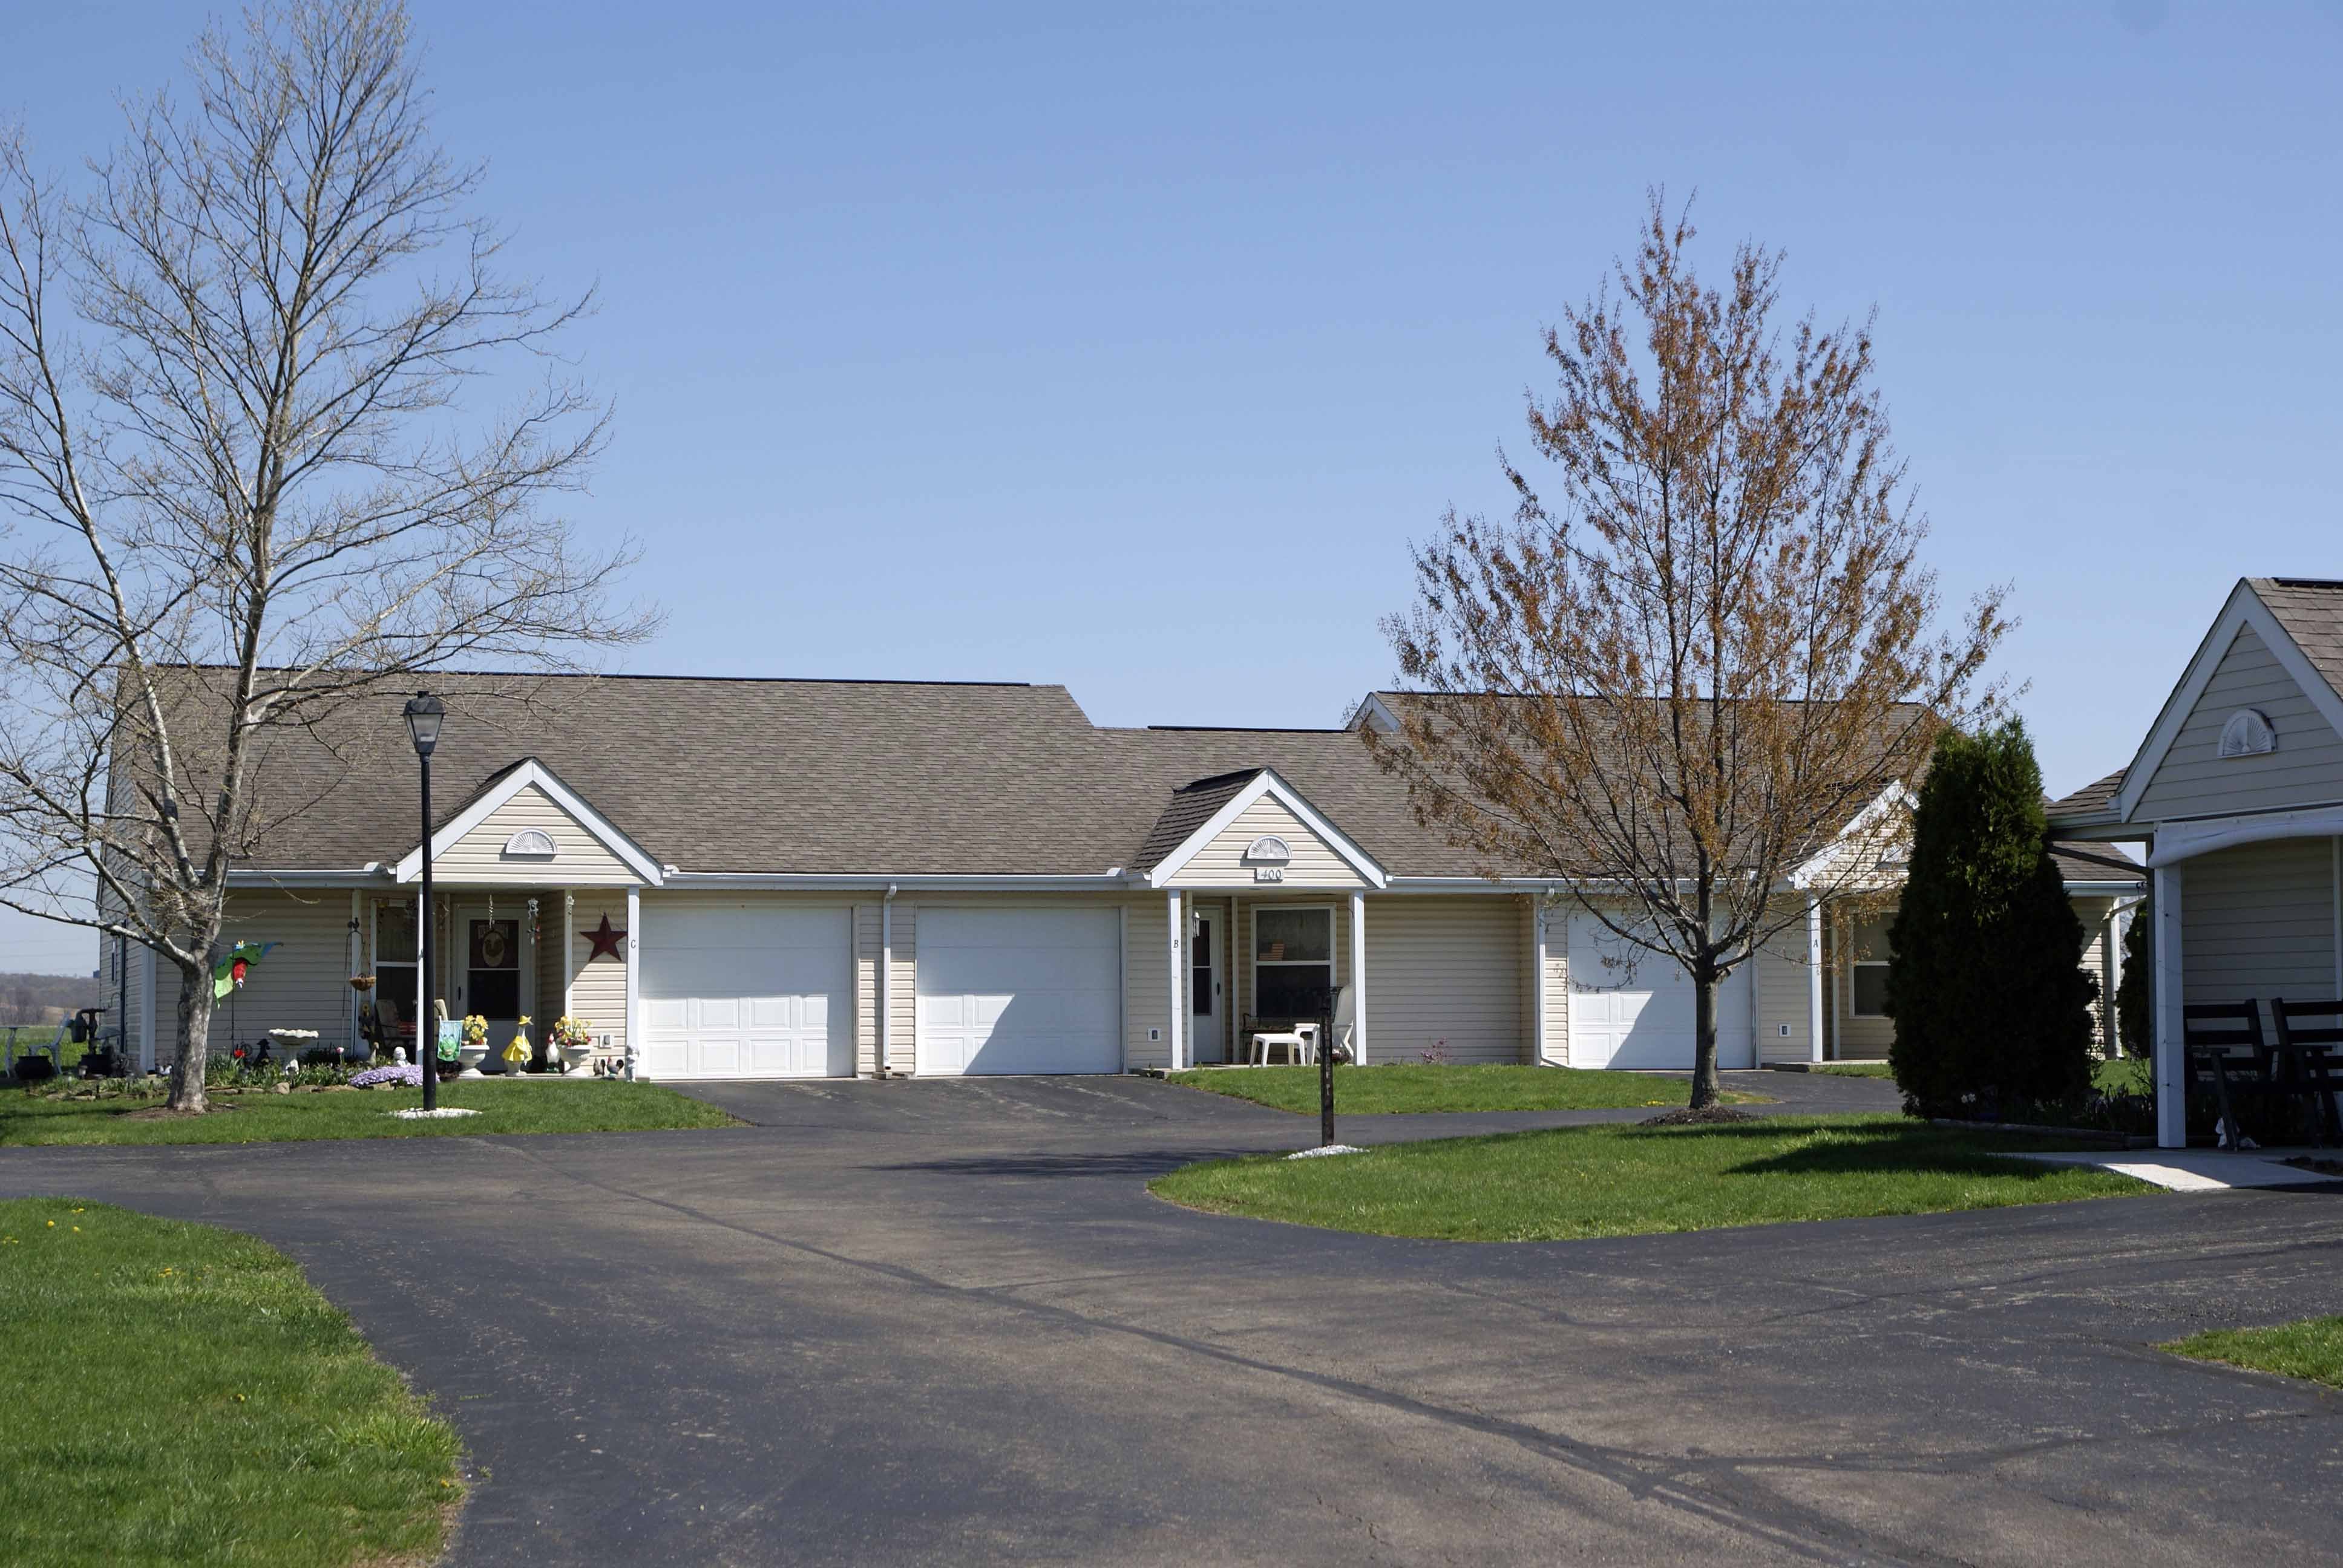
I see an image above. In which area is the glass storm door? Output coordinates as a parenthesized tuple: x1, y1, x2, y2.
(1190, 909, 1221, 1063)
(458, 913, 526, 1068)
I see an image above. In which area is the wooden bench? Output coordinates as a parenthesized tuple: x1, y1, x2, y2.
(2183, 1002, 2278, 1149)
(2270, 997, 2343, 1146)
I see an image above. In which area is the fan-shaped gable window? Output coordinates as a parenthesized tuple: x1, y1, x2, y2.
(502, 828, 558, 860)
(2217, 709, 2277, 760)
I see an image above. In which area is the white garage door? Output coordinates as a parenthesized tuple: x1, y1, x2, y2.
(1567, 915, 1752, 1070)
(916, 907, 1121, 1076)
(640, 904, 851, 1080)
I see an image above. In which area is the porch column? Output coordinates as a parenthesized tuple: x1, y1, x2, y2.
(2154, 862, 2185, 1149)
(1165, 889, 1184, 1071)
(1805, 895, 1825, 1064)
(562, 891, 575, 1017)
(1349, 890, 1367, 1064)
(625, 884, 642, 1074)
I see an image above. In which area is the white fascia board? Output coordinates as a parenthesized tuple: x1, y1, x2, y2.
(2112, 581, 2343, 824)
(226, 867, 388, 887)
(2146, 803, 2343, 867)
(660, 872, 1132, 892)
(390, 759, 664, 886)
(1784, 783, 1917, 890)
(2062, 879, 2149, 894)
(1347, 693, 1404, 733)
(1143, 769, 1389, 889)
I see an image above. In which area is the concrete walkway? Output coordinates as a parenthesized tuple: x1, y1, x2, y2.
(2019, 1147, 2343, 1192)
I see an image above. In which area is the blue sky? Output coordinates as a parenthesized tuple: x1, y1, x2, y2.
(5, 1, 2340, 973)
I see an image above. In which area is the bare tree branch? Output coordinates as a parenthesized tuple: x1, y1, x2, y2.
(0, 1, 657, 1111)
(1369, 192, 2008, 1109)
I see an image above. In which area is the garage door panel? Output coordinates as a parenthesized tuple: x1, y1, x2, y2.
(640, 905, 851, 1079)
(1567, 913, 1752, 1070)
(916, 908, 1120, 1076)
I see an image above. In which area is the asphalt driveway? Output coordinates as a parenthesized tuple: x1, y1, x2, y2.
(5, 1071, 2341, 1566)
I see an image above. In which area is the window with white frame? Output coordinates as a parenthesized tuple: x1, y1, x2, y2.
(1847, 912, 1893, 1019)
(373, 902, 421, 1033)
(1253, 906, 1334, 1021)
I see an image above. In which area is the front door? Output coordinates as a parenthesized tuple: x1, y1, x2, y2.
(456, 909, 529, 1070)
(1190, 906, 1222, 1064)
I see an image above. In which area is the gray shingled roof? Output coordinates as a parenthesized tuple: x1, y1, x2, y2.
(173, 670, 2032, 883)
(2252, 577, 2343, 703)
(1127, 772, 1259, 873)
(2045, 768, 2127, 822)
(2049, 843, 2145, 887)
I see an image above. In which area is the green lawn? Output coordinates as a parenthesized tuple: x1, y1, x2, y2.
(1166, 1063, 1763, 1115)
(1813, 1059, 2148, 1093)
(1, 1078, 740, 1146)
(0, 1198, 461, 1567)
(1150, 1114, 2152, 1241)
(2164, 1316, 2343, 1390)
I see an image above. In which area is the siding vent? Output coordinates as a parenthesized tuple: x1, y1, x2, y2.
(2217, 708, 2277, 759)
(502, 828, 559, 860)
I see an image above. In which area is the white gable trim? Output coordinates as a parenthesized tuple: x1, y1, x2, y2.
(1784, 784, 1917, 891)
(2113, 581, 2343, 824)
(2147, 803, 2343, 867)
(391, 760, 663, 886)
(1347, 693, 1404, 733)
(1145, 769, 1389, 889)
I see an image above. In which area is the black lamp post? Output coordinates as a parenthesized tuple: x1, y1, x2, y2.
(404, 691, 445, 1111)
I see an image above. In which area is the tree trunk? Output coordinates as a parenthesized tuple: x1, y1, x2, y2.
(1688, 959, 1721, 1110)
(165, 952, 214, 1113)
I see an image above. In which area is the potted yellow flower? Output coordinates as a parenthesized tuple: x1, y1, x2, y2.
(456, 1013, 490, 1078)
(501, 1016, 534, 1074)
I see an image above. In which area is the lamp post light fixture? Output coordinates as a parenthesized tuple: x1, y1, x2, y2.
(403, 691, 445, 1111)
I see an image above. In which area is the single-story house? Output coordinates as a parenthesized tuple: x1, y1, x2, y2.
(111, 672, 2135, 1080)
(2050, 575, 2343, 1148)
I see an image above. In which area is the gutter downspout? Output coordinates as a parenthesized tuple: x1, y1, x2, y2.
(878, 884, 899, 1078)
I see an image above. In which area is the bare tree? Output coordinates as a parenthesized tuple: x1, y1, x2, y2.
(0, 1, 654, 1111)
(1372, 196, 2006, 1110)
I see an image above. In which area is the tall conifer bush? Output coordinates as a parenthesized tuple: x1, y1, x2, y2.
(1885, 721, 2097, 1114)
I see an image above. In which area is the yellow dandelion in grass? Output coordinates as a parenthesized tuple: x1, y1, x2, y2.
(71, 1226, 79, 1232)
(45, 1220, 54, 1227)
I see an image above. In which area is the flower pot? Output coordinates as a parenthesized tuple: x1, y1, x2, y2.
(456, 1042, 488, 1079)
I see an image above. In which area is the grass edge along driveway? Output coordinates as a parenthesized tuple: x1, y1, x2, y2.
(1149, 1114, 2154, 1241)
(0, 1197, 461, 1568)
(2164, 1316, 2343, 1390)
(1165, 1063, 1763, 1115)
(1, 1077, 741, 1146)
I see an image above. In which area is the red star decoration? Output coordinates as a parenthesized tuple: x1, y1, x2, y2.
(583, 913, 626, 962)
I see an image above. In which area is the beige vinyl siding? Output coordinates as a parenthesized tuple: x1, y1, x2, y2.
(1754, 901, 1815, 1065)
(2135, 625, 2343, 820)
(1518, 897, 1536, 1065)
(1166, 797, 1368, 889)
(433, 785, 639, 886)
(1126, 896, 1170, 1070)
(1360, 896, 1524, 1064)
(2072, 897, 2117, 1050)
(208, 889, 361, 1057)
(853, 901, 917, 1076)
(1538, 906, 1569, 1063)
(1832, 903, 1896, 1061)
(567, 888, 629, 1056)
(2181, 838, 2339, 1016)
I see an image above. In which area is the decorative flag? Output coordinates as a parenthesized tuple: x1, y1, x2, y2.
(212, 941, 280, 1001)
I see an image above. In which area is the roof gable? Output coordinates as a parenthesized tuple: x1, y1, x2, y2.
(392, 760, 663, 886)
(2115, 580, 2343, 823)
(1141, 769, 1388, 889)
